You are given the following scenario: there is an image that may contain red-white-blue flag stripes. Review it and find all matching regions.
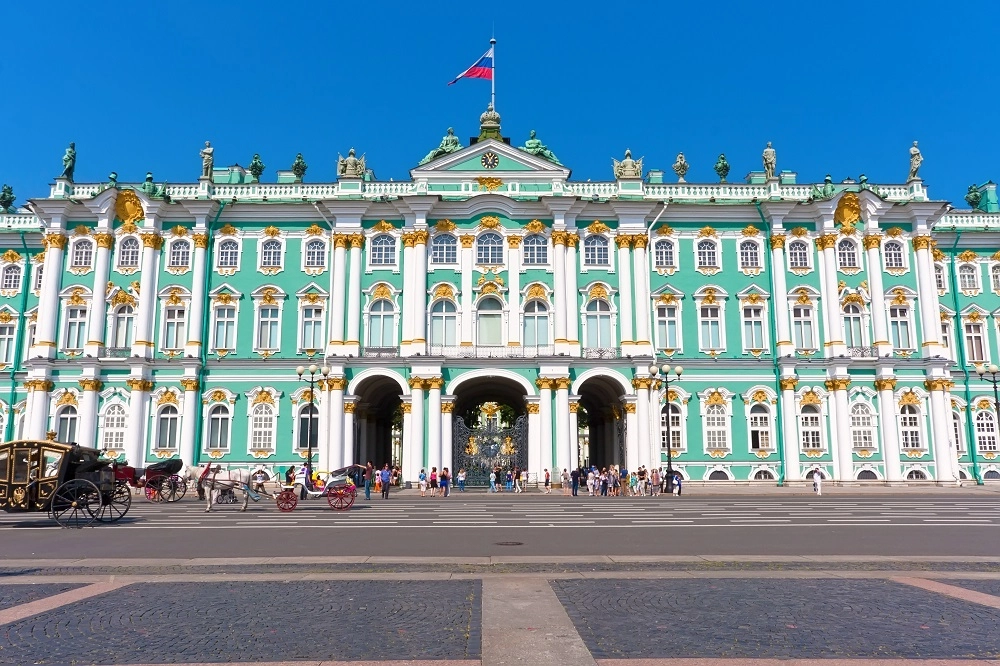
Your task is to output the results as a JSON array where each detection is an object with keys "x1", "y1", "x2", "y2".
[{"x1": 448, "y1": 47, "x2": 494, "y2": 85}]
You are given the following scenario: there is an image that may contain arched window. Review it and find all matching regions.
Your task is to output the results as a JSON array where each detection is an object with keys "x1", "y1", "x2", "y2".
[
  {"x1": 906, "y1": 469, "x2": 927, "y2": 480},
  {"x1": 696, "y1": 240, "x2": 718, "y2": 268},
  {"x1": 169, "y1": 240, "x2": 191, "y2": 268},
  {"x1": 850, "y1": 403, "x2": 875, "y2": 449},
  {"x1": 788, "y1": 240, "x2": 809, "y2": 269},
  {"x1": 899, "y1": 405, "x2": 921, "y2": 449},
  {"x1": 583, "y1": 235, "x2": 609, "y2": 266},
  {"x1": 370, "y1": 234, "x2": 395, "y2": 265},
  {"x1": 986, "y1": 470, "x2": 1000, "y2": 480},
  {"x1": 476, "y1": 297, "x2": 503, "y2": 346},
  {"x1": 799, "y1": 405, "x2": 822, "y2": 450},
  {"x1": 857, "y1": 470, "x2": 878, "y2": 480},
  {"x1": 476, "y1": 232, "x2": 503, "y2": 265},
  {"x1": 56, "y1": 406, "x2": 78, "y2": 443},
  {"x1": 304, "y1": 239, "x2": 326, "y2": 268},
  {"x1": 992, "y1": 265, "x2": 1000, "y2": 292},
  {"x1": 429, "y1": 300, "x2": 457, "y2": 346},
  {"x1": 708, "y1": 470, "x2": 730, "y2": 481},
  {"x1": 661, "y1": 403, "x2": 682, "y2": 450},
  {"x1": 156, "y1": 405, "x2": 179, "y2": 450},
  {"x1": 753, "y1": 470, "x2": 775, "y2": 480},
  {"x1": 837, "y1": 239, "x2": 858, "y2": 269},
  {"x1": 431, "y1": 234, "x2": 457, "y2": 264},
  {"x1": 110, "y1": 305, "x2": 135, "y2": 348},
  {"x1": 975, "y1": 410, "x2": 998, "y2": 452},
  {"x1": 883, "y1": 240, "x2": 905, "y2": 269},
  {"x1": 367, "y1": 299, "x2": 395, "y2": 347},
  {"x1": 749, "y1": 404, "x2": 770, "y2": 450},
  {"x1": 523, "y1": 300, "x2": 549, "y2": 347},
  {"x1": 250, "y1": 403, "x2": 275, "y2": 451},
  {"x1": 101, "y1": 404, "x2": 127, "y2": 451},
  {"x1": 118, "y1": 237, "x2": 140, "y2": 268},
  {"x1": 705, "y1": 405, "x2": 728, "y2": 450},
  {"x1": 959, "y1": 264, "x2": 979, "y2": 290},
  {"x1": 739, "y1": 241, "x2": 760, "y2": 269},
  {"x1": 260, "y1": 239, "x2": 282, "y2": 268},
  {"x1": 218, "y1": 240, "x2": 239, "y2": 268},
  {"x1": 72, "y1": 240, "x2": 94, "y2": 268},
  {"x1": 1, "y1": 265, "x2": 21, "y2": 290},
  {"x1": 297, "y1": 403, "x2": 318, "y2": 451},
  {"x1": 585, "y1": 299, "x2": 612, "y2": 348},
  {"x1": 654, "y1": 240, "x2": 675, "y2": 268},
  {"x1": 522, "y1": 234, "x2": 547, "y2": 265},
  {"x1": 843, "y1": 304, "x2": 864, "y2": 347},
  {"x1": 207, "y1": 404, "x2": 230, "y2": 450}
]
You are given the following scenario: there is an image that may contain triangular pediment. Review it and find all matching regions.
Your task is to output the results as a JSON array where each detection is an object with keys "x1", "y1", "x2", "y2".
[{"x1": 410, "y1": 139, "x2": 570, "y2": 180}]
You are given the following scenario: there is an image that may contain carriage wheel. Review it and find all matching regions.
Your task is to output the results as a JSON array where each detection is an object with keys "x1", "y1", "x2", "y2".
[
  {"x1": 276, "y1": 490, "x2": 298, "y2": 512},
  {"x1": 96, "y1": 482, "x2": 132, "y2": 523},
  {"x1": 158, "y1": 476, "x2": 184, "y2": 503},
  {"x1": 327, "y1": 487, "x2": 349, "y2": 511},
  {"x1": 144, "y1": 475, "x2": 166, "y2": 502},
  {"x1": 344, "y1": 487, "x2": 356, "y2": 509},
  {"x1": 49, "y1": 479, "x2": 100, "y2": 528},
  {"x1": 169, "y1": 475, "x2": 188, "y2": 501}
]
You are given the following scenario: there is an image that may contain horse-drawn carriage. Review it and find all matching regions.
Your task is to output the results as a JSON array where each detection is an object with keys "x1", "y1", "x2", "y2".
[
  {"x1": 0, "y1": 439, "x2": 131, "y2": 527},
  {"x1": 112, "y1": 458, "x2": 187, "y2": 502},
  {"x1": 275, "y1": 464, "x2": 364, "y2": 512}
]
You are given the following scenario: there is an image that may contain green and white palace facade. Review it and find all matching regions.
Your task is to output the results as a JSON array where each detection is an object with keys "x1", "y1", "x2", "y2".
[{"x1": 2, "y1": 113, "x2": 1000, "y2": 485}]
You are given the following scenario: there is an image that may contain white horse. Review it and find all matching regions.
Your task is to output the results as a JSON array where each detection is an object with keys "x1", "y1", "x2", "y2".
[{"x1": 184, "y1": 464, "x2": 253, "y2": 512}]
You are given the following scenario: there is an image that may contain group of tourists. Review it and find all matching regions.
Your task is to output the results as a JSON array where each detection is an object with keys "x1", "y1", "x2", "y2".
[
  {"x1": 568, "y1": 465, "x2": 682, "y2": 497},
  {"x1": 417, "y1": 466, "x2": 457, "y2": 497},
  {"x1": 490, "y1": 466, "x2": 525, "y2": 493},
  {"x1": 362, "y1": 463, "x2": 401, "y2": 500}
]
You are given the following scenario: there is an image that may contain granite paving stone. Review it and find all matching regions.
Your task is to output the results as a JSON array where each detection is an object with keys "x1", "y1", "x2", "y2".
[
  {"x1": 944, "y1": 579, "x2": 1000, "y2": 598},
  {"x1": 550, "y1": 578, "x2": 1000, "y2": 660},
  {"x1": 0, "y1": 584, "x2": 83, "y2": 610}
]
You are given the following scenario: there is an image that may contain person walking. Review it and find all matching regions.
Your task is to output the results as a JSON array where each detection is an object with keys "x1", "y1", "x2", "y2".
[
  {"x1": 543, "y1": 469, "x2": 551, "y2": 494},
  {"x1": 440, "y1": 467, "x2": 450, "y2": 497},
  {"x1": 418, "y1": 468, "x2": 427, "y2": 497},
  {"x1": 457, "y1": 468, "x2": 466, "y2": 492},
  {"x1": 673, "y1": 473, "x2": 682, "y2": 497},
  {"x1": 429, "y1": 467, "x2": 438, "y2": 497},
  {"x1": 379, "y1": 464, "x2": 391, "y2": 499},
  {"x1": 586, "y1": 468, "x2": 595, "y2": 496},
  {"x1": 363, "y1": 462, "x2": 374, "y2": 500},
  {"x1": 813, "y1": 469, "x2": 823, "y2": 496},
  {"x1": 650, "y1": 467, "x2": 660, "y2": 497},
  {"x1": 513, "y1": 467, "x2": 522, "y2": 493},
  {"x1": 570, "y1": 468, "x2": 580, "y2": 496},
  {"x1": 489, "y1": 467, "x2": 497, "y2": 493}
]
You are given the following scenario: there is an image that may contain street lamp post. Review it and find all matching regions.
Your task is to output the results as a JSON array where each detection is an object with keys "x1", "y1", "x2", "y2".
[
  {"x1": 296, "y1": 364, "x2": 330, "y2": 483},
  {"x1": 649, "y1": 363, "x2": 682, "y2": 489},
  {"x1": 976, "y1": 363, "x2": 1000, "y2": 465}
]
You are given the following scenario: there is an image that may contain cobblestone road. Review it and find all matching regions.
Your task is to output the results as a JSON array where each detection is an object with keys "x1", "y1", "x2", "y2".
[{"x1": 0, "y1": 583, "x2": 82, "y2": 610}]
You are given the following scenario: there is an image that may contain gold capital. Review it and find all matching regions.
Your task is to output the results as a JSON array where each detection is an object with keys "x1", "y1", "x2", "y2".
[
  {"x1": 44, "y1": 233, "x2": 68, "y2": 250},
  {"x1": 815, "y1": 234, "x2": 838, "y2": 250},
  {"x1": 93, "y1": 232, "x2": 115, "y2": 250},
  {"x1": 77, "y1": 379, "x2": 104, "y2": 392},
  {"x1": 912, "y1": 235, "x2": 933, "y2": 251},
  {"x1": 873, "y1": 378, "x2": 897, "y2": 391},
  {"x1": 180, "y1": 378, "x2": 200, "y2": 392},
  {"x1": 862, "y1": 234, "x2": 882, "y2": 251},
  {"x1": 778, "y1": 377, "x2": 798, "y2": 391},
  {"x1": 412, "y1": 230, "x2": 429, "y2": 246},
  {"x1": 349, "y1": 233, "x2": 365, "y2": 249},
  {"x1": 140, "y1": 233, "x2": 163, "y2": 250}
]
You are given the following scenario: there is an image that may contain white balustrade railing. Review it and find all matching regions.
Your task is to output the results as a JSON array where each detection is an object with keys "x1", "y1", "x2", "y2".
[
  {"x1": 937, "y1": 212, "x2": 1000, "y2": 229},
  {"x1": 0, "y1": 213, "x2": 42, "y2": 229}
]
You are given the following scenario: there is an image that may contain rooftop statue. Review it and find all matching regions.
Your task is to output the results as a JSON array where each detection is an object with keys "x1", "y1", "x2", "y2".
[
  {"x1": 858, "y1": 174, "x2": 881, "y2": 196},
  {"x1": 249, "y1": 153, "x2": 266, "y2": 182},
  {"x1": 59, "y1": 142, "x2": 76, "y2": 181},
  {"x1": 292, "y1": 153, "x2": 308, "y2": 180},
  {"x1": 907, "y1": 141, "x2": 923, "y2": 181},
  {"x1": 811, "y1": 174, "x2": 836, "y2": 200},
  {"x1": 762, "y1": 142, "x2": 777, "y2": 180},
  {"x1": 0, "y1": 184, "x2": 14, "y2": 213},
  {"x1": 140, "y1": 172, "x2": 156, "y2": 195},
  {"x1": 338, "y1": 148, "x2": 366, "y2": 178},
  {"x1": 200, "y1": 141, "x2": 214, "y2": 179},
  {"x1": 672, "y1": 153, "x2": 690, "y2": 183},
  {"x1": 419, "y1": 127, "x2": 463, "y2": 165},
  {"x1": 106, "y1": 172, "x2": 118, "y2": 189},
  {"x1": 613, "y1": 149, "x2": 643, "y2": 179},
  {"x1": 713, "y1": 154, "x2": 730, "y2": 183},
  {"x1": 519, "y1": 130, "x2": 561, "y2": 165},
  {"x1": 965, "y1": 185, "x2": 983, "y2": 209}
]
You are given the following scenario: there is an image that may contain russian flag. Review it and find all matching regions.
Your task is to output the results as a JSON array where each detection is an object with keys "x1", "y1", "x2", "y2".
[{"x1": 448, "y1": 47, "x2": 494, "y2": 85}]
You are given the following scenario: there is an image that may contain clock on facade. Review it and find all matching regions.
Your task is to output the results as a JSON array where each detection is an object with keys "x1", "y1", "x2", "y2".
[{"x1": 480, "y1": 152, "x2": 500, "y2": 169}]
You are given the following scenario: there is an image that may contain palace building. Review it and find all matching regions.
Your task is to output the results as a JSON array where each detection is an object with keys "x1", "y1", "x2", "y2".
[{"x1": 1, "y1": 107, "x2": 999, "y2": 485}]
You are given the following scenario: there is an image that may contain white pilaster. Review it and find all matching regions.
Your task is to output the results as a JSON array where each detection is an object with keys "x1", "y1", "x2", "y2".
[
  {"x1": 526, "y1": 400, "x2": 541, "y2": 482},
  {"x1": 927, "y1": 383, "x2": 956, "y2": 483},
  {"x1": 506, "y1": 236, "x2": 522, "y2": 345},
  {"x1": 411, "y1": 231, "x2": 429, "y2": 354},
  {"x1": 84, "y1": 232, "x2": 114, "y2": 356},
  {"x1": 818, "y1": 236, "x2": 844, "y2": 357},
  {"x1": 552, "y1": 234, "x2": 568, "y2": 348},
  {"x1": 132, "y1": 231, "x2": 162, "y2": 359},
  {"x1": 460, "y1": 235, "x2": 474, "y2": 345},
  {"x1": 538, "y1": 379, "x2": 554, "y2": 477},
  {"x1": 568, "y1": 399, "x2": 580, "y2": 471},
  {"x1": 780, "y1": 379, "x2": 801, "y2": 481},
  {"x1": 913, "y1": 236, "x2": 942, "y2": 356},
  {"x1": 635, "y1": 380, "x2": 651, "y2": 470},
  {"x1": 441, "y1": 400, "x2": 454, "y2": 475},
  {"x1": 328, "y1": 378, "x2": 346, "y2": 471},
  {"x1": 616, "y1": 236, "x2": 634, "y2": 346},
  {"x1": 401, "y1": 403, "x2": 415, "y2": 483},
  {"x1": 408, "y1": 380, "x2": 425, "y2": 482},
  {"x1": 329, "y1": 235, "x2": 348, "y2": 345},
  {"x1": 33, "y1": 232, "x2": 67, "y2": 359},
  {"x1": 76, "y1": 380, "x2": 101, "y2": 451},
  {"x1": 624, "y1": 400, "x2": 639, "y2": 470},
  {"x1": 26, "y1": 382, "x2": 50, "y2": 440},
  {"x1": 632, "y1": 236, "x2": 652, "y2": 354},
  {"x1": 179, "y1": 378, "x2": 200, "y2": 465},
  {"x1": 771, "y1": 237, "x2": 794, "y2": 356},
  {"x1": 185, "y1": 232, "x2": 209, "y2": 356},
  {"x1": 343, "y1": 402, "x2": 356, "y2": 467},
  {"x1": 427, "y1": 378, "x2": 442, "y2": 474},
  {"x1": 864, "y1": 234, "x2": 892, "y2": 354},
  {"x1": 832, "y1": 380, "x2": 853, "y2": 482},
  {"x1": 876, "y1": 380, "x2": 903, "y2": 482},
  {"x1": 345, "y1": 234, "x2": 363, "y2": 349},
  {"x1": 123, "y1": 379, "x2": 151, "y2": 466},
  {"x1": 554, "y1": 377, "x2": 571, "y2": 477},
  {"x1": 317, "y1": 381, "x2": 331, "y2": 472},
  {"x1": 565, "y1": 235, "x2": 580, "y2": 349}
]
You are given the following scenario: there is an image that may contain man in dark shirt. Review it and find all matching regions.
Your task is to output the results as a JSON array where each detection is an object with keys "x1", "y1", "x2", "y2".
[{"x1": 570, "y1": 468, "x2": 580, "y2": 496}]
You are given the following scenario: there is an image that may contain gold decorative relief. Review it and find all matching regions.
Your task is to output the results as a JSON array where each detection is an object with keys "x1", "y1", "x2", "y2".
[
  {"x1": 115, "y1": 189, "x2": 144, "y2": 224},
  {"x1": 526, "y1": 284, "x2": 548, "y2": 301},
  {"x1": 525, "y1": 219, "x2": 546, "y2": 234},
  {"x1": 433, "y1": 284, "x2": 455, "y2": 300},
  {"x1": 697, "y1": 226, "x2": 717, "y2": 238},
  {"x1": 435, "y1": 219, "x2": 456, "y2": 232},
  {"x1": 476, "y1": 177, "x2": 503, "y2": 192},
  {"x1": 800, "y1": 390, "x2": 821, "y2": 405},
  {"x1": 899, "y1": 391, "x2": 921, "y2": 406},
  {"x1": 656, "y1": 225, "x2": 674, "y2": 236},
  {"x1": 218, "y1": 224, "x2": 238, "y2": 236},
  {"x1": 588, "y1": 221, "x2": 610, "y2": 234},
  {"x1": 741, "y1": 225, "x2": 760, "y2": 237},
  {"x1": 371, "y1": 220, "x2": 395, "y2": 232},
  {"x1": 304, "y1": 224, "x2": 325, "y2": 236},
  {"x1": 589, "y1": 284, "x2": 608, "y2": 300},
  {"x1": 262, "y1": 226, "x2": 281, "y2": 237},
  {"x1": 371, "y1": 283, "x2": 392, "y2": 300}
]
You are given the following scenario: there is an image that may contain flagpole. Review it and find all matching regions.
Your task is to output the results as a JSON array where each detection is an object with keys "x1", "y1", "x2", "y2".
[{"x1": 490, "y1": 36, "x2": 496, "y2": 110}]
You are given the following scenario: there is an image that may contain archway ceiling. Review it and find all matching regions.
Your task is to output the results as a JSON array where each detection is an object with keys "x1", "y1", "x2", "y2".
[{"x1": 451, "y1": 376, "x2": 528, "y2": 417}]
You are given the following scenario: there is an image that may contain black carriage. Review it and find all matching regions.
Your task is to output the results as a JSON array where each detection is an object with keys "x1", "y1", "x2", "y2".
[
  {"x1": 113, "y1": 458, "x2": 187, "y2": 502},
  {"x1": 0, "y1": 439, "x2": 131, "y2": 527}
]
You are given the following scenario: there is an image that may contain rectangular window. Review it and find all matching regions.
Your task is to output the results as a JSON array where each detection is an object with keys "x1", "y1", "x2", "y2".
[
  {"x1": 660, "y1": 407, "x2": 681, "y2": 449},
  {"x1": 743, "y1": 306, "x2": 765, "y2": 350},
  {"x1": 935, "y1": 265, "x2": 947, "y2": 291},
  {"x1": 656, "y1": 305, "x2": 678, "y2": 350},
  {"x1": 699, "y1": 305, "x2": 721, "y2": 349},
  {"x1": 792, "y1": 306, "x2": 814, "y2": 349},
  {"x1": 163, "y1": 307, "x2": 187, "y2": 351},
  {"x1": 257, "y1": 306, "x2": 279, "y2": 350},
  {"x1": 301, "y1": 306, "x2": 324, "y2": 350},
  {"x1": 965, "y1": 322, "x2": 986, "y2": 363},
  {"x1": 0, "y1": 323, "x2": 14, "y2": 364},
  {"x1": 64, "y1": 306, "x2": 87, "y2": 350},
  {"x1": 213, "y1": 306, "x2": 236, "y2": 350},
  {"x1": 33, "y1": 265, "x2": 44, "y2": 291},
  {"x1": 890, "y1": 306, "x2": 911, "y2": 349}
]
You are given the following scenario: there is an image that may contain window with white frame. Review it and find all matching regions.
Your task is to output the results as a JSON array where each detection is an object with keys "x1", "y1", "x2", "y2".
[
  {"x1": 883, "y1": 240, "x2": 905, "y2": 270},
  {"x1": 1, "y1": 265, "x2": 20, "y2": 290},
  {"x1": 260, "y1": 239, "x2": 282, "y2": 269},
  {"x1": 940, "y1": 320, "x2": 952, "y2": 354},
  {"x1": 792, "y1": 305, "x2": 815, "y2": 349},
  {"x1": 935, "y1": 264, "x2": 947, "y2": 291},
  {"x1": 218, "y1": 240, "x2": 239, "y2": 268},
  {"x1": 952, "y1": 410, "x2": 965, "y2": 454},
  {"x1": 899, "y1": 404, "x2": 922, "y2": 449},
  {"x1": 739, "y1": 240, "x2": 760, "y2": 270},
  {"x1": 476, "y1": 232, "x2": 503, "y2": 265},
  {"x1": 851, "y1": 403, "x2": 875, "y2": 449},
  {"x1": 799, "y1": 404, "x2": 823, "y2": 449},
  {"x1": 64, "y1": 306, "x2": 87, "y2": 350},
  {"x1": 431, "y1": 234, "x2": 457, "y2": 264},
  {"x1": 742, "y1": 305, "x2": 765, "y2": 350},
  {"x1": 697, "y1": 240, "x2": 719, "y2": 268},
  {"x1": 522, "y1": 234, "x2": 547, "y2": 265},
  {"x1": 213, "y1": 305, "x2": 237, "y2": 351},
  {"x1": 837, "y1": 239, "x2": 859, "y2": 269},
  {"x1": 700, "y1": 304, "x2": 722, "y2": 350},
  {"x1": 661, "y1": 403, "x2": 682, "y2": 450},
  {"x1": 476, "y1": 297, "x2": 503, "y2": 345},
  {"x1": 748, "y1": 404, "x2": 771, "y2": 450},
  {"x1": 256, "y1": 305, "x2": 279, "y2": 350},
  {"x1": 109, "y1": 305, "x2": 135, "y2": 349},
  {"x1": 704, "y1": 404, "x2": 728, "y2": 450},
  {"x1": 992, "y1": 265, "x2": 1000, "y2": 292},
  {"x1": 788, "y1": 240, "x2": 810, "y2": 269},
  {"x1": 162, "y1": 305, "x2": 187, "y2": 351},
  {"x1": 71, "y1": 240, "x2": 93, "y2": 268},
  {"x1": 889, "y1": 305, "x2": 912, "y2": 349},
  {"x1": 56, "y1": 406, "x2": 78, "y2": 443},
  {"x1": 965, "y1": 321, "x2": 987, "y2": 363},
  {"x1": 0, "y1": 320, "x2": 14, "y2": 364},
  {"x1": 585, "y1": 299, "x2": 613, "y2": 348},
  {"x1": 430, "y1": 300, "x2": 458, "y2": 346},
  {"x1": 959, "y1": 264, "x2": 979, "y2": 290},
  {"x1": 206, "y1": 404, "x2": 231, "y2": 450},
  {"x1": 169, "y1": 240, "x2": 191, "y2": 268},
  {"x1": 654, "y1": 240, "x2": 675, "y2": 268},
  {"x1": 101, "y1": 404, "x2": 127, "y2": 451},
  {"x1": 655, "y1": 304, "x2": 679, "y2": 350},
  {"x1": 250, "y1": 403, "x2": 275, "y2": 451},
  {"x1": 297, "y1": 404, "x2": 318, "y2": 451},
  {"x1": 523, "y1": 300, "x2": 549, "y2": 347},
  {"x1": 156, "y1": 405, "x2": 179, "y2": 450},
  {"x1": 975, "y1": 410, "x2": 997, "y2": 452},
  {"x1": 367, "y1": 299, "x2": 395, "y2": 347},
  {"x1": 118, "y1": 237, "x2": 140, "y2": 268},
  {"x1": 33, "y1": 265, "x2": 43, "y2": 291},
  {"x1": 304, "y1": 239, "x2": 326, "y2": 269},
  {"x1": 300, "y1": 305, "x2": 324, "y2": 350},
  {"x1": 843, "y1": 304, "x2": 865, "y2": 347},
  {"x1": 370, "y1": 234, "x2": 396, "y2": 265},
  {"x1": 583, "y1": 236, "x2": 609, "y2": 266},
  {"x1": 23, "y1": 321, "x2": 35, "y2": 357}
]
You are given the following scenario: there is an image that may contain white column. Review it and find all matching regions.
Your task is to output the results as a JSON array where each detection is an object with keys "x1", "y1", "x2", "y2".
[
  {"x1": 328, "y1": 378, "x2": 346, "y2": 471},
  {"x1": 538, "y1": 379, "x2": 554, "y2": 477},
  {"x1": 554, "y1": 377, "x2": 571, "y2": 478},
  {"x1": 876, "y1": 378, "x2": 902, "y2": 482},
  {"x1": 831, "y1": 380, "x2": 853, "y2": 482},
  {"x1": 85, "y1": 233, "x2": 113, "y2": 355},
  {"x1": 441, "y1": 400, "x2": 454, "y2": 475},
  {"x1": 770, "y1": 236, "x2": 794, "y2": 356},
  {"x1": 399, "y1": 234, "x2": 415, "y2": 348},
  {"x1": 616, "y1": 236, "x2": 634, "y2": 346},
  {"x1": 408, "y1": 379, "x2": 425, "y2": 482},
  {"x1": 927, "y1": 381, "x2": 956, "y2": 482},
  {"x1": 624, "y1": 401, "x2": 639, "y2": 470},
  {"x1": 635, "y1": 380, "x2": 651, "y2": 470},
  {"x1": 460, "y1": 235, "x2": 474, "y2": 345},
  {"x1": 552, "y1": 234, "x2": 567, "y2": 345},
  {"x1": 185, "y1": 233, "x2": 209, "y2": 356},
  {"x1": 633, "y1": 236, "x2": 651, "y2": 352},
  {"x1": 863, "y1": 234, "x2": 891, "y2": 354},
  {"x1": 132, "y1": 232, "x2": 162, "y2": 359},
  {"x1": 427, "y1": 378, "x2": 442, "y2": 474},
  {"x1": 123, "y1": 379, "x2": 151, "y2": 466},
  {"x1": 76, "y1": 379, "x2": 102, "y2": 450},
  {"x1": 33, "y1": 233, "x2": 67, "y2": 358},
  {"x1": 565, "y1": 235, "x2": 580, "y2": 348},
  {"x1": 343, "y1": 402, "x2": 356, "y2": 467},
  {"x1": 913, "y1": 236, "x2": 942, "y2": 355},
  {"x1": 817, "y1": 236, "x2": 844, "y2": 356},
  {"x1": 526, "y1": 400, "x2": 541, "y2": 483},
  {"x1": 825, "y1": 389, "x2": 841, "y2": 481},
  {"x1": 568, "y1": 399, "x2": 579, "y2": 471},
  {"x1": 317, "y1": 381, "x2": 331, "y2": 472},
  {"x1": 401, "y1": 402, "x2": 415, "y2": 482},
  {"x1": 780, "y1": 378, "x2": 801, "y2": 482},
  {"x1": 329, "y1": 235, "x2": 348, "y2": 345},
  {"x1": 506, "y1": 236, "x2": 522, "y2": 345},
  {"x1": 179, "y1": 378, "x2": 200, "y2": 465},
  {"x1": 26, "y1": 381, "x2": 52, "y2": 440},
  {"x1": 412, "y1": 231, "x2": 429, "y2": 353},
  {"x1": 345, "y1": 234, "x2": 363, "y2": 348}
]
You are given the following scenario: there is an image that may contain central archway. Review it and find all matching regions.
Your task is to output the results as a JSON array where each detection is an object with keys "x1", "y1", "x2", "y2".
[
  {"x1": 575, "y1": 374, "x2": 630, "y2": 471},
  {"x1": 449, "y1": 373, "x2": 530, "y2": 486},
  {"x1": 351, "y1": 373, "x2": 405, "y2": 470}
]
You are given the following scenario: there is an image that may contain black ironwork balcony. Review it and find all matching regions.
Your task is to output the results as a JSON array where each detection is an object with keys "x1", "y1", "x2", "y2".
[
  {"x1": 847, "y1": 345, "x2": 878, "y2": 359},
  {"x1": 429, "y1": 345, "x2": 555, "y2": 359},
  {"x1": 582, "y1": 347, "x2": 622, "y2": 359},
  {"x1": 360, "y1": 346, "x2": 400, "y2": 358}
]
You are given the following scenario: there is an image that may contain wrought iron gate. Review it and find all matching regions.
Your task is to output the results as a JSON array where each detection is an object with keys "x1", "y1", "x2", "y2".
[
  {"x1": 614, "y1": 405, "x2": 627, "y2": 467},
  {"x1": 453, "y1": 415, "x2": 528, "y2": 486}
]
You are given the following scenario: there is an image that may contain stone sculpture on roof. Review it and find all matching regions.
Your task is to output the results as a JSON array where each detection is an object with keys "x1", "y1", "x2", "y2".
[
  {"x1": 59, "y1": 142, "x2": 76, "y2": 181},
  {"x1": 762, "y1": 142, "x2": 776, "y2": 180},
  {"x1": 419, "y1": 127, "x2": 463, "y2": 165},
  {"x1": 200, "y1": 141, "x2": 214, "y2": 179},
  {"x1": 519, "y1": 130, "x2": 561, "y2": 166},
  {"x1": 338, "y1": 148, "x2": 366, "y2": 178},
  {"x1": 908, "y1": 141, "x2": 923, "y2": 181}
]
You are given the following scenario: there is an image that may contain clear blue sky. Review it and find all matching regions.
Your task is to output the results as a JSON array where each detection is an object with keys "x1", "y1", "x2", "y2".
[{"x1": 2, "y1": 0, "x2": 996, "y2": 208}]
